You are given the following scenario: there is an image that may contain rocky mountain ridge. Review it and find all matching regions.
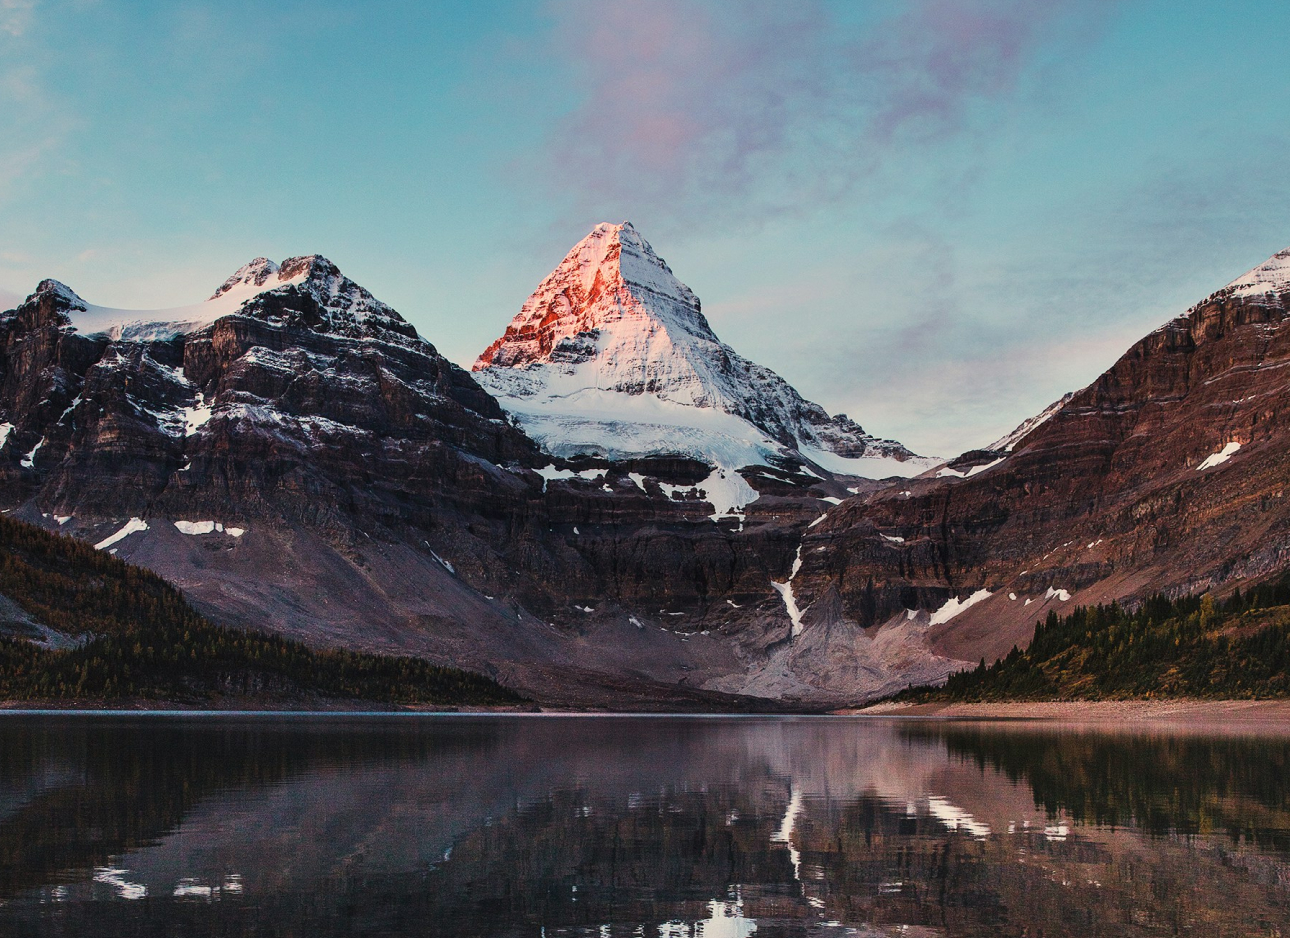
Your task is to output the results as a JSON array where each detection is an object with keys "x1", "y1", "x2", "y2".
[{"x1": 1, "y1": 235, "x2": 1288, "y2": 707}]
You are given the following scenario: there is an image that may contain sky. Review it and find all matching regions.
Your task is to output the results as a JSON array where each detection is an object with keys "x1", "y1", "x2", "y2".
[{"x1": 2, "y1": 0, "x2": 1289, "y2": 456}]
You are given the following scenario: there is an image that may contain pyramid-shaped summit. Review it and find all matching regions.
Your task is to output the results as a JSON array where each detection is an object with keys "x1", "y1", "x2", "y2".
[
  {"x1": 475, "y1": 221, "x2": 714, "y2": 372},
  {"x1": 474, "y1": 222, "x2": 935, "y2": 479}
]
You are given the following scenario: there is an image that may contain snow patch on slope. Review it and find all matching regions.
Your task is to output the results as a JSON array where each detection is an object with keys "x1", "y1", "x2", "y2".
[
  {"x1": 771, "y1": 546, "x2": 806, "y2": 637},
  {"x1": 20, "y1": 436, "x2": 44, "y2": 468},
  {"x1": 929, "y1": 589, "x2": 992, "y2": 626},
  {"x1": 173, "y1": 520, "x2": 243, "y2": 537},
  {"x1": 1196, "y1": 441, "x2": 1240, "y2": 470},
  {"x1": 95, "y1": 518, "x2": 148, "y2": 550},
  {"x1": 184, "y1": 393, "x2": 213, "y2": 436}
]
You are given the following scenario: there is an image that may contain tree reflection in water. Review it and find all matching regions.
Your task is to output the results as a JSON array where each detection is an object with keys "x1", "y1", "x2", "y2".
[{"x1": 0, "y1": 714, "x2": 1287, "y2": 936}]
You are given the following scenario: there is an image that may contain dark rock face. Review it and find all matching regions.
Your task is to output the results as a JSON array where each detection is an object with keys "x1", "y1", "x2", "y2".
[
  {"x1": 788, "y1": 285, "x2": 1290, "y2": 663},
  {"x1": 0, "y1": 270, "x2": 537, "y2": 530}
]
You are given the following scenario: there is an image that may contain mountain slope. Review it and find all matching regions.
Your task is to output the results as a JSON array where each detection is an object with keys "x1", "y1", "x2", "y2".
[
  {"x1": 474, "y1": 222, "x2": 936, "y2": 488},
  {"x1": 900, "y1": 576, "x2": 1290, "y2": 701},
  {"x1": 778, "y1": 241, "x2": 1290, "y2": 671},
  {"x1": 0, "y1": 513, "x2": 524, "y2": 706}
]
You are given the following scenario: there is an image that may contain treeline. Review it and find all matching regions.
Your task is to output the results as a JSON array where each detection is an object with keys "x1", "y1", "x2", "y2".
[
  {"x1": 901, "y1": 574, "x2": 1290, "y2": 701},
  {"x1": 921, "y1": 725, "x2": 1290, "y2": 851},
  {"x1": 0, "y1": 514, "x2": 524, "y2": 706}
]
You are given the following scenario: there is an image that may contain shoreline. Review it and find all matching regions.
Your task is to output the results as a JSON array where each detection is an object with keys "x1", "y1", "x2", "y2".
[
  {"x1": 846, "y1": 698, "x2": 1290, "y2": 726},
  {"x1": 9, "y1": 698, "x2": 1290, "y2": 723}
]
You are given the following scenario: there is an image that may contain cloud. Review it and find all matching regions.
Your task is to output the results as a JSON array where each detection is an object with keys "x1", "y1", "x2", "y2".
[
  {"x1": 0, "y1": 0, "x2": 36, "y2": 38},
  {"x1": 527, "y1": 0, "x2": 1117, "y2": 229},
  {"x1": 0, "y1": 2, "x2": 75, "y2": 204}
]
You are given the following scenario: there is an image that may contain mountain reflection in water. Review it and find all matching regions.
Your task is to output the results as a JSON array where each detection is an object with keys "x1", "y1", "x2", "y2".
[{"x1": 0, "y1": 714, "x2": 1288, "y2": 937}]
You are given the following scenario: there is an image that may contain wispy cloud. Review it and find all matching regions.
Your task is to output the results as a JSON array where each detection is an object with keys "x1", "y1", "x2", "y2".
[
  {"x1": 0, "y1": 2, "x2": 76, "y2": 204},
  {"x1": 0, "y1": 0, "x2": 36, "y2": 38},
  {"x1": 526, "y1": 0, "x2": 1117, "y2": 229}
]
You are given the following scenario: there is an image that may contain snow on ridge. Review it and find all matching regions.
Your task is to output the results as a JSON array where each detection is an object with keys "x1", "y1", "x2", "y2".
[
  {"x1": 95, "y1": 517, "x2": 148, "y2": 550},
  {"x1": 929, "y1": 589, "x2": 992, "y2": 626},
  {"x1": 800, "y1": 447, "x2": 939, "y2": 479},
  {"x1": 1044, "y1": 587, "x2": 1071, "y2": 602},
  {"x1": 65, "y1": 265, "x2": 312, "y2": 341},
  {"x1": 989, "y1": 392, "x2": 1074, "y2": 453},
  {"x1": 1196, "y1": 441, "x2": 1241, "y2": 471},
  {"x1": 58, "y1": 254, "x2": 413, "y2": 345},
  {"x1": 0, "y1": 422, "x2": 13, "y2": 450},
  {"x1": 1225, "y1": 247, "x2": 1290, "y2": 300}
]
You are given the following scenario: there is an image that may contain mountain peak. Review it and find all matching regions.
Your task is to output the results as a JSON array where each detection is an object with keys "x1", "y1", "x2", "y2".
[
  {"x1": 473, "y1": 224, "x2": 931, "y2": 482},
  {"x1": 1224, "y1": 245, "x2": 1290, "y2": 302},
  {"x1": 211, "y1": 257, "x2": 281, "y2": 299},
  {"x1": 209, "y1": 254, "x2": 345, "y2": 301},
  {"x1": 473, "y1": 222, "x2": 709, "y2": 371},
  {"x1": 31, "y1": 279, "x2": 87, "y2": 310}
]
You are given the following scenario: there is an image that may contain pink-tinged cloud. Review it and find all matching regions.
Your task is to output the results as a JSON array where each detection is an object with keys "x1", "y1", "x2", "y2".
[{"x1": 531, "y1": 0, "x2": 1118, "y2": 226}]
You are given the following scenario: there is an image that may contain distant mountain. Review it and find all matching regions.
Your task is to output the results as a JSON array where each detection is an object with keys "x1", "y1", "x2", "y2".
[{"x1": 474, "y1": 223, "x2": 937, "y2": 502}]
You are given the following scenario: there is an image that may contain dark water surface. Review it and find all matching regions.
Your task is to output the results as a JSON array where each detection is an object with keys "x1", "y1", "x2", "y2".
[{"x1": 1, "y1": 714, "x2": 1288, "y2": 937}]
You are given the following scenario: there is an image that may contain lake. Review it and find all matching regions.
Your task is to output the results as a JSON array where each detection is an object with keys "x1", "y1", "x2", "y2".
[{"x1": 0, "y1": 713, "x2": 1287, "y2": 936}]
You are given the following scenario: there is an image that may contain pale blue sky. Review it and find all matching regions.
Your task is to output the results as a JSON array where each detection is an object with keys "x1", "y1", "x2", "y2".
[{"x1": 2, "y1": 1, "x2": 1289, "y2": 455}]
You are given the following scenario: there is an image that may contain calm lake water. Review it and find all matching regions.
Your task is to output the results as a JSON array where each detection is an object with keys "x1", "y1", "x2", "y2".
[{"x1": 0, "y1": 714, "x2": 1288, "y2": 937}]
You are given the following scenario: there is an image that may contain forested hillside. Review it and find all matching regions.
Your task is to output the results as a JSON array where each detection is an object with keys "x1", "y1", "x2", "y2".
[
  {"x1": 900, "y1": 576, "x2": 1290, "y2": 702},
  {"x1": 0, "y1": 514, "x2": 524, "y2": 707}
]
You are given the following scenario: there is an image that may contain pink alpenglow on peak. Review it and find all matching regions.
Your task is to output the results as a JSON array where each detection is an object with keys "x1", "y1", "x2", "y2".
[
  {"x1": 474, "y1": 221, "x2": 707, "y2": 371},
  {"x1": 474, "y1": 222, "x2": 937, "y2": 483}
]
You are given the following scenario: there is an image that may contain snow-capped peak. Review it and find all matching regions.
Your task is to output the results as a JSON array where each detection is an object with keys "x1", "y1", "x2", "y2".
[
  {"x1": 1224, "y1": 246, "x2": 1290, "y2": 301},
  {"x1": 45, "y1": 255, "x2": 417, "y2": 346},
  {"x1": 474, "y1": 221, "x2": 711, "y2": 371},
  {"x1": 211, "y1": 257, "x2": 281, "y2": 299},
  {"x1": 474, "y1": 222, "x2": 933, "y2": 487},
  {"x1": 30, "y1": 279, "x2": 87, "y2": 310}
]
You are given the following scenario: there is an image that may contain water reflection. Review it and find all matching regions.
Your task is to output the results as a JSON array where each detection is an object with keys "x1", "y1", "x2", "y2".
[{"x1": 0, "y1": 714, "x2": 1287, "y2": 936}]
